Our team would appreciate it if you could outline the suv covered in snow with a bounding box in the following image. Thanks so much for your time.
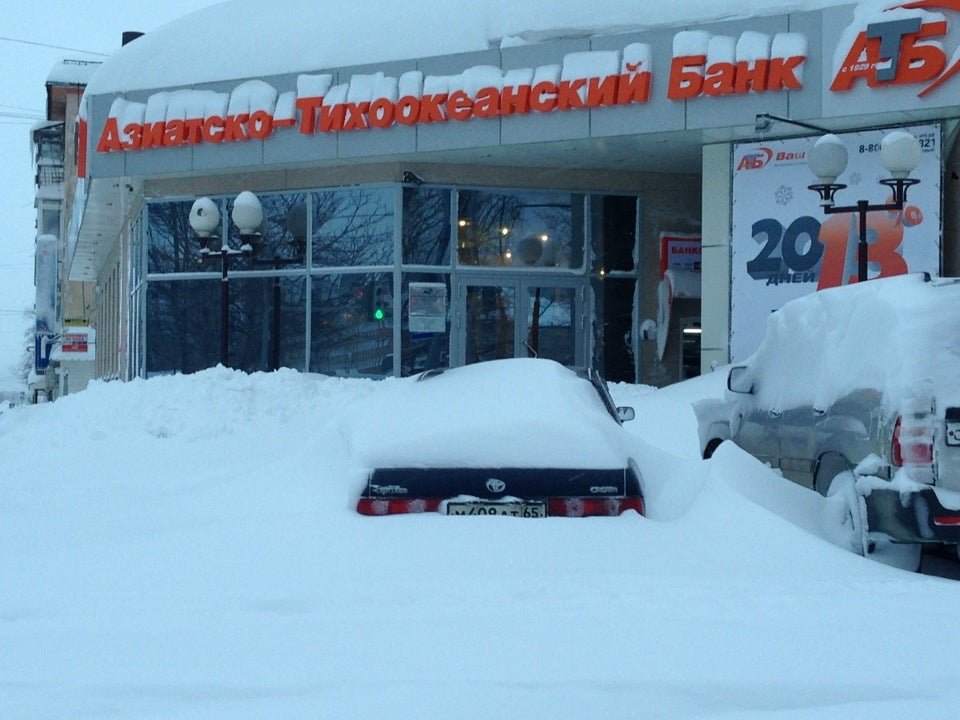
[696,274,960,567]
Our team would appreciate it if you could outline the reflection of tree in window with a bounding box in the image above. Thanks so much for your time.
[147,201,199,274]
[403,187,451,265]
[229,277,307,372]
[527,287,574,365]
[466,286,515,362]
[310,274,391,375]
[146,280,219,373]
[249,193,307,262]
[458,193,523,266]
[529,205,574,267]
[312,188,393,267]
[458,190,581,268]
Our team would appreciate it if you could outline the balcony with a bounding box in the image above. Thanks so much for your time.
[33,122,65,196]
[35,163,65,187]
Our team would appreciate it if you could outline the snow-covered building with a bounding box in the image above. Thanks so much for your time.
[31,57,101,401]
[66,0,960,386]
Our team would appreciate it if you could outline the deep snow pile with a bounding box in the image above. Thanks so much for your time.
[744,274,960,413]
[344,359,632,470]
[2,366,959,720]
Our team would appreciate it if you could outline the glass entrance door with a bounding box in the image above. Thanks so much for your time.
[463,284,516,364]
[456,277,582,368]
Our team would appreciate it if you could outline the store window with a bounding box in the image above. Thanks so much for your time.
[403,187,451,266]
[146,279,220,374]
[139,183,612,379]
[311,187,393,267]
[457,189,585,269]
[309,273,392,376]
[228,192,308,270]
[591,195,638,273]
[590,194,642,383]
[147,200,205,274]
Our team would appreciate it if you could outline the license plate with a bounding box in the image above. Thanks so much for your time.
[947,421,960,446]
[446,501,546,517]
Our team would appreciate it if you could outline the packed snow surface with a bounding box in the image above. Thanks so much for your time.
[2,362,959,718]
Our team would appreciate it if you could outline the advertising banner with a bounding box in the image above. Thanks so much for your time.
[50,327,96,361]
[730,123,941,362]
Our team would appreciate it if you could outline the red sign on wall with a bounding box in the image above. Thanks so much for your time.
[660,233,702,277]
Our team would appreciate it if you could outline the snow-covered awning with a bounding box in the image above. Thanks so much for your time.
[68,178,125,282]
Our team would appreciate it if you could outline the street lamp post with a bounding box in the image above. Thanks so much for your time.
[249,203,306,371]
[807,130,922,283]
[189,192,263,367]
[252,246,303,371]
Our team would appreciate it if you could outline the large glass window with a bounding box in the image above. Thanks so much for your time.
[309,273,393,376]
[403,187,451,266]
[591,195,638,273]
[147,200,210,274]
[146,279,220,374]
[228,192,307,270]
[465,285,516,363]
[140,183,608,379]
[311,187,393,267]
[457,189,584,269]
[526,285,575,366]
[226,276,307,372]
[589,194,642,383]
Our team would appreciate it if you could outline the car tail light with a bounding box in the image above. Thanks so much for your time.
[892,415,934,467]
[547,496,645,517]
[357,496,644,516]
[933,514,960,527]
[357,498,442,515]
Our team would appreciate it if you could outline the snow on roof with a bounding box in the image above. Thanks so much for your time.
[745,274,960,414]
[84,0,852,95]
[46,58,102,86]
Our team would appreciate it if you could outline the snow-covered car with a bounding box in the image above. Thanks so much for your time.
[695,274,960,568]
[351,358,643,517]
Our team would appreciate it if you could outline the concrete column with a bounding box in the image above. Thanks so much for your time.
[700,143,731,373]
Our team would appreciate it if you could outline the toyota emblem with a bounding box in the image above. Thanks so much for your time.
[486,478,506,493]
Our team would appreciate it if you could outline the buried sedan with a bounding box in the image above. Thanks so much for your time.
[349,358,644,518]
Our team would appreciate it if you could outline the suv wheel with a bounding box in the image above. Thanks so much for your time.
[825,470,921,572]
[824,470,868,556]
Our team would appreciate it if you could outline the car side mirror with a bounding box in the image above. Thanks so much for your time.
[617,406,635,422]
[727,366,754,394]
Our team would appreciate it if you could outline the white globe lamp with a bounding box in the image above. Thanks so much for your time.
[231,191,263,236]
[807,134,848,184]
[880,130,922,179]
[188,197,220,237]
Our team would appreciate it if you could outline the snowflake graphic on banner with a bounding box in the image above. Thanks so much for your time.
[774,184,793,206]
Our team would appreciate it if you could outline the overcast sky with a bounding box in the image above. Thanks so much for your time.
[0,2,225,390]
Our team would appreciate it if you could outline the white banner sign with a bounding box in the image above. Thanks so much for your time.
[730,123,941,362]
